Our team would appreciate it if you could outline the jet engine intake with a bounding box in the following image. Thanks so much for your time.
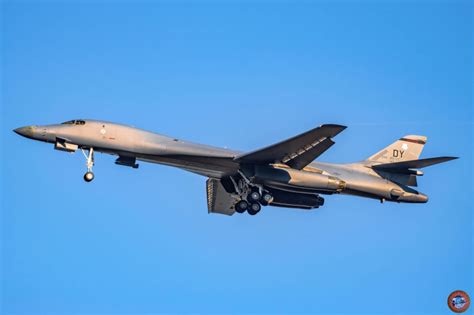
[54,139,78,152]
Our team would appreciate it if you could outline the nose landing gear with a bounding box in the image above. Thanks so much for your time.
[81,148,95,182]
[84,171,94,182]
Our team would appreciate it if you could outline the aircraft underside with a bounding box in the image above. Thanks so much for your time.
[138,154,327,215]
[78,146,430,216]
[111,152,326,215]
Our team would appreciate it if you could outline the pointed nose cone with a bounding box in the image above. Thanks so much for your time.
[13,126,36,139]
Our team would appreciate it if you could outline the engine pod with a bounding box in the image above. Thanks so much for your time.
[254,165,345,193]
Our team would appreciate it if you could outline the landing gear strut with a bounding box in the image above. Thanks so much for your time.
[81,148,95,182]
[231,173,273,215]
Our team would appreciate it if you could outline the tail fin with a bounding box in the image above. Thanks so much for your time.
[368,135,427,163]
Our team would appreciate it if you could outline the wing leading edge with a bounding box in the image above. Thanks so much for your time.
[234,124,346,170]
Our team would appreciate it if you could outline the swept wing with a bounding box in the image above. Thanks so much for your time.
[235,124,346,170]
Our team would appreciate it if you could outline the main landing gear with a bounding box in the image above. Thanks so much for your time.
[234,189,270,215]
[81,147,95,182]
[235,198,264,215]
[229,171,276,216]
[232,173,274,216]
[248,202,262,216]
[235,200,249,214]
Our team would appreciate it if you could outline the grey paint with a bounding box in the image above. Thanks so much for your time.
[14,119,457,216]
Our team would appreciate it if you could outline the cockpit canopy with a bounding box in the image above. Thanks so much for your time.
[62,120,86,125]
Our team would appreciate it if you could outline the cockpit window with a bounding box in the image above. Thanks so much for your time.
[62,120,86,125]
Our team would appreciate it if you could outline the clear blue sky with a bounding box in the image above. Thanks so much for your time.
[1,1,472,314]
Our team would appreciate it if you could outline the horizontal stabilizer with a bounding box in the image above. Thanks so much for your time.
[235,124,346,170]
[372,156,458,173]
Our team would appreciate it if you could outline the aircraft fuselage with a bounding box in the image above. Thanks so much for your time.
[14,119,436,216]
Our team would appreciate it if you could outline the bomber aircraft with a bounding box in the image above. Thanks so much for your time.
[14,120,457,215]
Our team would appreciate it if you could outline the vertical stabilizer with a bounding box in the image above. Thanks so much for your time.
[368,135,427,163]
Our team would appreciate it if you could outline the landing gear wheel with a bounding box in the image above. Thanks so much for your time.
[247,202,261,215]
[235,200,249,213]
[84,171,94,182]
[248,190,261,203]
[81,148,95,183]
[260,193,274,206]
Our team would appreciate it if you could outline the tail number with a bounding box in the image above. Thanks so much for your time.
[393,149,405,158]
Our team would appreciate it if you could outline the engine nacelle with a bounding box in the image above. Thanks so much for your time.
[270,189,324,209]
[254,165,345,193]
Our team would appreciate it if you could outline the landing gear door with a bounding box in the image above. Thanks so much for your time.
[207,179,238,216]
